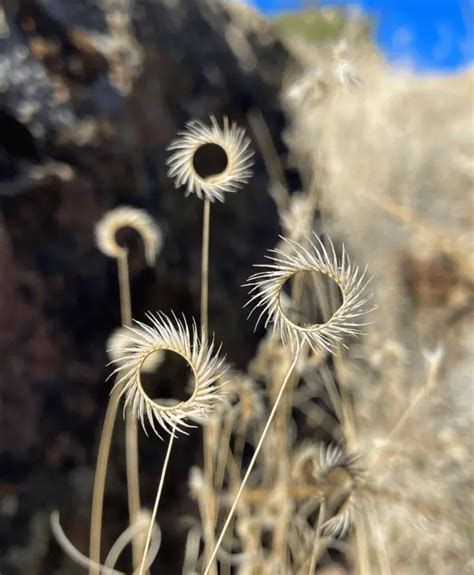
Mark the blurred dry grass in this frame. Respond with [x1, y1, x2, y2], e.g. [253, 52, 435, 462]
[277, 9, 473, 573]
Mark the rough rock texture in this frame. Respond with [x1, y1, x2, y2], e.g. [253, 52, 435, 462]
[0, 1, 297, 572]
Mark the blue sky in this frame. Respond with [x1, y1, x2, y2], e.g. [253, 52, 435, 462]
[247, 0, 473, 72]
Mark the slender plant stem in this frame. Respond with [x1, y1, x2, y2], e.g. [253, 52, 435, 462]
[117, 252, 132, 326]
[214, 417, 234, 503]
[247, 109, 289, 212]
[89, 250, 142, 575]
[272, 275, 306, 567]
[220, 418, 248, 564]
[138, 427, 176, 575]
[117, 251, 143, 571]
[355, 513, 371, 575]
[308, 501, 326, 574]
[201, 198, 211, 340]
[125, 412, 142, 570]
[89, 384, 122, 575]
[53, 511, 123, 575]
[104, 515, 161, 571]
[203, 345, 303, 575]
[200, 197, 217, 574]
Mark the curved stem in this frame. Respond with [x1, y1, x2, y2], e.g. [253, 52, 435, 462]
[138, 427, 176, 575]
[89, 384, 122, 575]
[53, 509, 159, 575]
[104, 516, 160, 570]
[308, 501, 326, 574]
[53, 510, 124, 575]
[203, 345, 303, 575]
[89, 250, 142, 574]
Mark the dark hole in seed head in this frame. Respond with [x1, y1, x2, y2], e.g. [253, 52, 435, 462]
[140, 350, 193, 406]
[193, 143, 228, 180]
[115, 226, 141, 252]
[280, 270, 343, 327]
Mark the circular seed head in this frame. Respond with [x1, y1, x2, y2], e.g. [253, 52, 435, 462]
[318, 443, 364, 539]
[95, 206, 162, 266]
[245, 234, 373, 354]
[167, 116, 254, 202]
[110, 312, 227, 438]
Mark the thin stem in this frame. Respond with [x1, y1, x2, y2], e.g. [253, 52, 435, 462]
[201, 198, 211, 340]
[203, 346, 303, 575]
[105, 516, 161, 571]
[89, 384, 122, 575]
[271, 277, 306, 567]
[367, 507, 392, 575]
[53, 511, 123, 575]
[217, 418, 248, 571]
[117, 252, 132, 327]
[126, 412, 142, 570]
[138, 427, 176, 575]
[355, 512, 371, 575]
[247, 108, 289, 213]
[214, 417, 234, 508]
[117, 251, 142, 571]
[308, 501, 326, 574]
[200, 197, 217, 574]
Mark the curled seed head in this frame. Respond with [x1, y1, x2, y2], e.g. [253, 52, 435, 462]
[110, 312, 227, 438]
[320, 505, 353, 539]
[95, 206, 162, 266]
[292, 443, 321, 483]
[317, 444, 364, 539]
[245, 234, 374, 354]
[167, 116, 254, 203]
[317, 443, 363, 482]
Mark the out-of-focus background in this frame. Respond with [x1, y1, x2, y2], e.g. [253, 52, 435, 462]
[0, 0, 472, 574]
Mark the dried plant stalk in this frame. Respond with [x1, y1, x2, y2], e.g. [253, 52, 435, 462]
[204, 345, 303, 575]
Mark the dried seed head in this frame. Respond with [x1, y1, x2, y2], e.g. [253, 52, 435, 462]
[317, 443, 363, 483]
[320, 504, 353, 539]
[107, 326, 164, 373]
[317, 444, 364, 540]
[95, 206, 162, 266]
[167, 116, 254, 202]
[110, 312, 227, 438]
[245, 234, 374, 354]
[292, 443, 321, 483]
